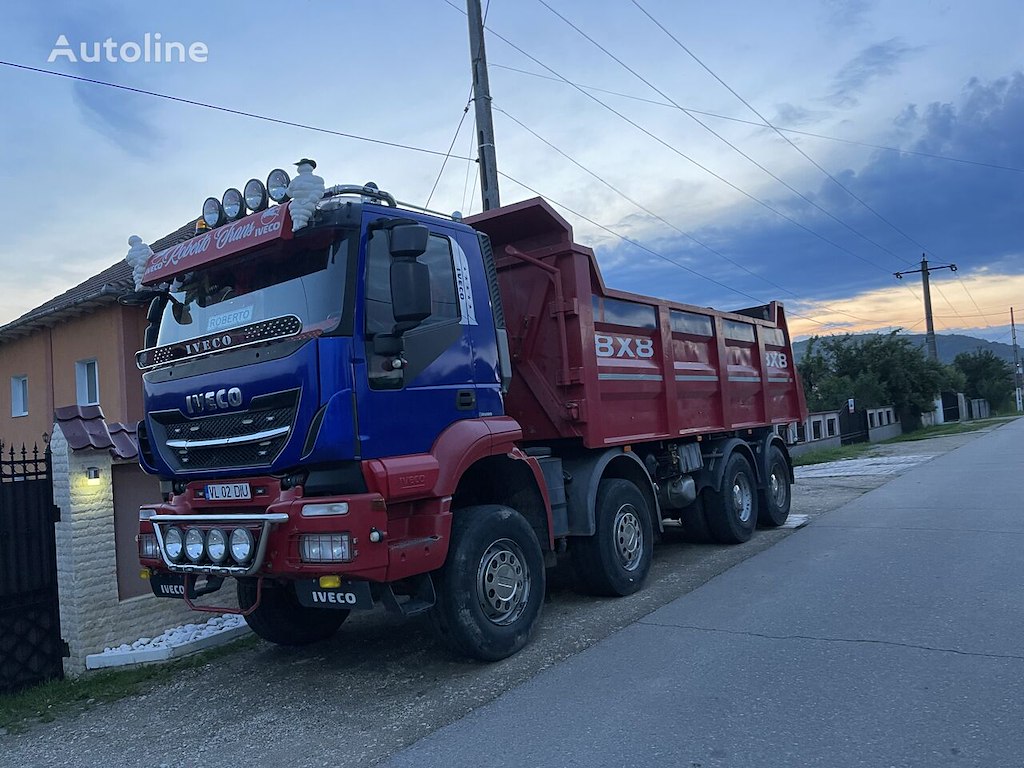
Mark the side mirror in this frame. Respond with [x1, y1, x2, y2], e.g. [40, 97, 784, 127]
[389, 224, 429, 259]
[390, 260, 431, 329]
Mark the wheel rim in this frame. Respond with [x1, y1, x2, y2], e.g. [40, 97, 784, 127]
[613, 504, 644, 572]
[476, 538, 531, 626]
[731, 473, 753, 523]
[769, 464, 788, 508]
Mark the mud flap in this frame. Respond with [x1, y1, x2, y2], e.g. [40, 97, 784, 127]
[294, 579, 374, 610]
[149, 572, 224, 600]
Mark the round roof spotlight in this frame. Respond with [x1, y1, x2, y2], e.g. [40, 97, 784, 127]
[202, 197, 226, 228]
[222, 188, 245, 221]
[244, 178, 268, 212]
[267, 169, 291, 203]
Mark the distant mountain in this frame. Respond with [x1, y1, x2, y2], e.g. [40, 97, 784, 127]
[792, 333, 1018, 366]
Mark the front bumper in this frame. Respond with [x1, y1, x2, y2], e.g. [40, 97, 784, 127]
[139, 477, 392, 582]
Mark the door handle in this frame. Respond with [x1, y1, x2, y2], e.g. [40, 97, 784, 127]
[456, 389, 476, 411]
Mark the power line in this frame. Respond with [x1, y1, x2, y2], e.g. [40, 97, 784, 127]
[491, 62, 1024, 174]
[495, 167, 885, 332]
[631, 0, 928, 268]
[538, 0, 916, 273]
[0, 60, 473, 162]
[442, 1, 911, 282]
[629, 0, 988, 330]
[425, 89, 473, 207]
[495, 105, 879, 325]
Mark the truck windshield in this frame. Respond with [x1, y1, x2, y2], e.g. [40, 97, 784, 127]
[156, 230, 354, 346]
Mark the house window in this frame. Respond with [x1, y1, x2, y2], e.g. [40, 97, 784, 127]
[76, 359, 99, 406]
[11, 375, 28, 417]
[827, 418, 837, 437]
[812, 420, 822, 440]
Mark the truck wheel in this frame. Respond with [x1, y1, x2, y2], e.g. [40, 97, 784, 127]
[574, 479, 654, 596]
[705, 453, 758, 544]
[237, 579, 348, 646]
[431, 505, 545, 661]
[757, 445, 791, 527]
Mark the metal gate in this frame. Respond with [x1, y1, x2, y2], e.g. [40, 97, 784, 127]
[838, 409, 869, 446]
[0, 444, 65, 694]
[941, 391, 960, 422]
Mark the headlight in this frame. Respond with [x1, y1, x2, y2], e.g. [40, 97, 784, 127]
[185, 527, 205, 563]
[300, 533, 351, 563]
[244, 178, 268, 211]
[230, 528, 254, 564]
[164, 526, 184, 561]
[267, 169, 291, 203]
[206, 528, 228, 563]
[202, 197, 225, 228]
[222, 188, 244, 220]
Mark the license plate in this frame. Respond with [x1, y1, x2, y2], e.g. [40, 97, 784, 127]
[205, 482, 251, 501]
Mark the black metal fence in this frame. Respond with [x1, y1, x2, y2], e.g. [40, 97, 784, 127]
[0, 444, 65, 694]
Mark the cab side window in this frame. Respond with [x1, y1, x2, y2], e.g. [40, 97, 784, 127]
[364, 229, 461, 389]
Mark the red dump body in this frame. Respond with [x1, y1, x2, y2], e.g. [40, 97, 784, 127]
[468, 198, 808, 448]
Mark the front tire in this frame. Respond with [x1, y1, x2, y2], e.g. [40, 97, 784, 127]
[431, 505, 545, 661]
[573, 479, 654, 596]
[238, 579, 348, 646]
[757, 445, 791, 527]
[705, 453, 758, 544]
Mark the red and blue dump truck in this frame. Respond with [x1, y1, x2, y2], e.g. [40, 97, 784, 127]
[134, 168, 807, 660]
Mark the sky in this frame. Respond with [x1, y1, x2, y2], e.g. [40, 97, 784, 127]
[0, 0, 1021, 343]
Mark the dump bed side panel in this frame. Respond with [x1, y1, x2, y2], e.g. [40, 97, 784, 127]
[467, 199, 807, 448]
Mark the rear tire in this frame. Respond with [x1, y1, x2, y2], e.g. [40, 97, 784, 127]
[573, 479, 654, 596]
[757, 445, 791, 527]
[705, 453, 758, 544]
[431, 505, 545, 661]
[238, 579, 348, 646]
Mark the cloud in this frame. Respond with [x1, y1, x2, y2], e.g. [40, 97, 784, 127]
[588, 72, 1024, 331]
[828, 38, 920, 107]
[43, 6, 164, 156]
[770, 103, 830, 127]
[71, 70, 161, 156]
[822, 0, 874, 30]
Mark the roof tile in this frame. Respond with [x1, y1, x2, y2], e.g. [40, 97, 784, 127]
[55, 405, 139, 461]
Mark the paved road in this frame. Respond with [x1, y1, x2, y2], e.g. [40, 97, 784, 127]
[387, 418, 1024, 768]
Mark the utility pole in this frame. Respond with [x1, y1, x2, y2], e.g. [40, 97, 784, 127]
[1012, 307, 1023, 412]
[895, 255, 957, 361]
[466, 0, 500, 211]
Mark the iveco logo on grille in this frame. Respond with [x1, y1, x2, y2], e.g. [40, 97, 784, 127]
[185, 387, 243, 415]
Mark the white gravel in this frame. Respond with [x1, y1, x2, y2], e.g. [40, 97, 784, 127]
[85, 614, 249, 669]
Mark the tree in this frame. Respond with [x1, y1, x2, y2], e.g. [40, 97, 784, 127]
[798, 332, 951, 426]
[953, 350, 1014, 410]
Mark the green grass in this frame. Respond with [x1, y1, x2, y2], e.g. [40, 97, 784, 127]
[792, 415, 1019, 465]
[886, 415, 1019, 443]
[791, 443, 874, 467]
[0, 635, 256, 734]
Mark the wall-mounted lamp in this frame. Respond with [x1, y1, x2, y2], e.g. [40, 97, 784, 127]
[86, 467, 101, 485]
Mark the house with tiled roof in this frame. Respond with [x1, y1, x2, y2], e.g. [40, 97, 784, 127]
[0, 221, 195, 448]
[0, 222, 206, 670]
